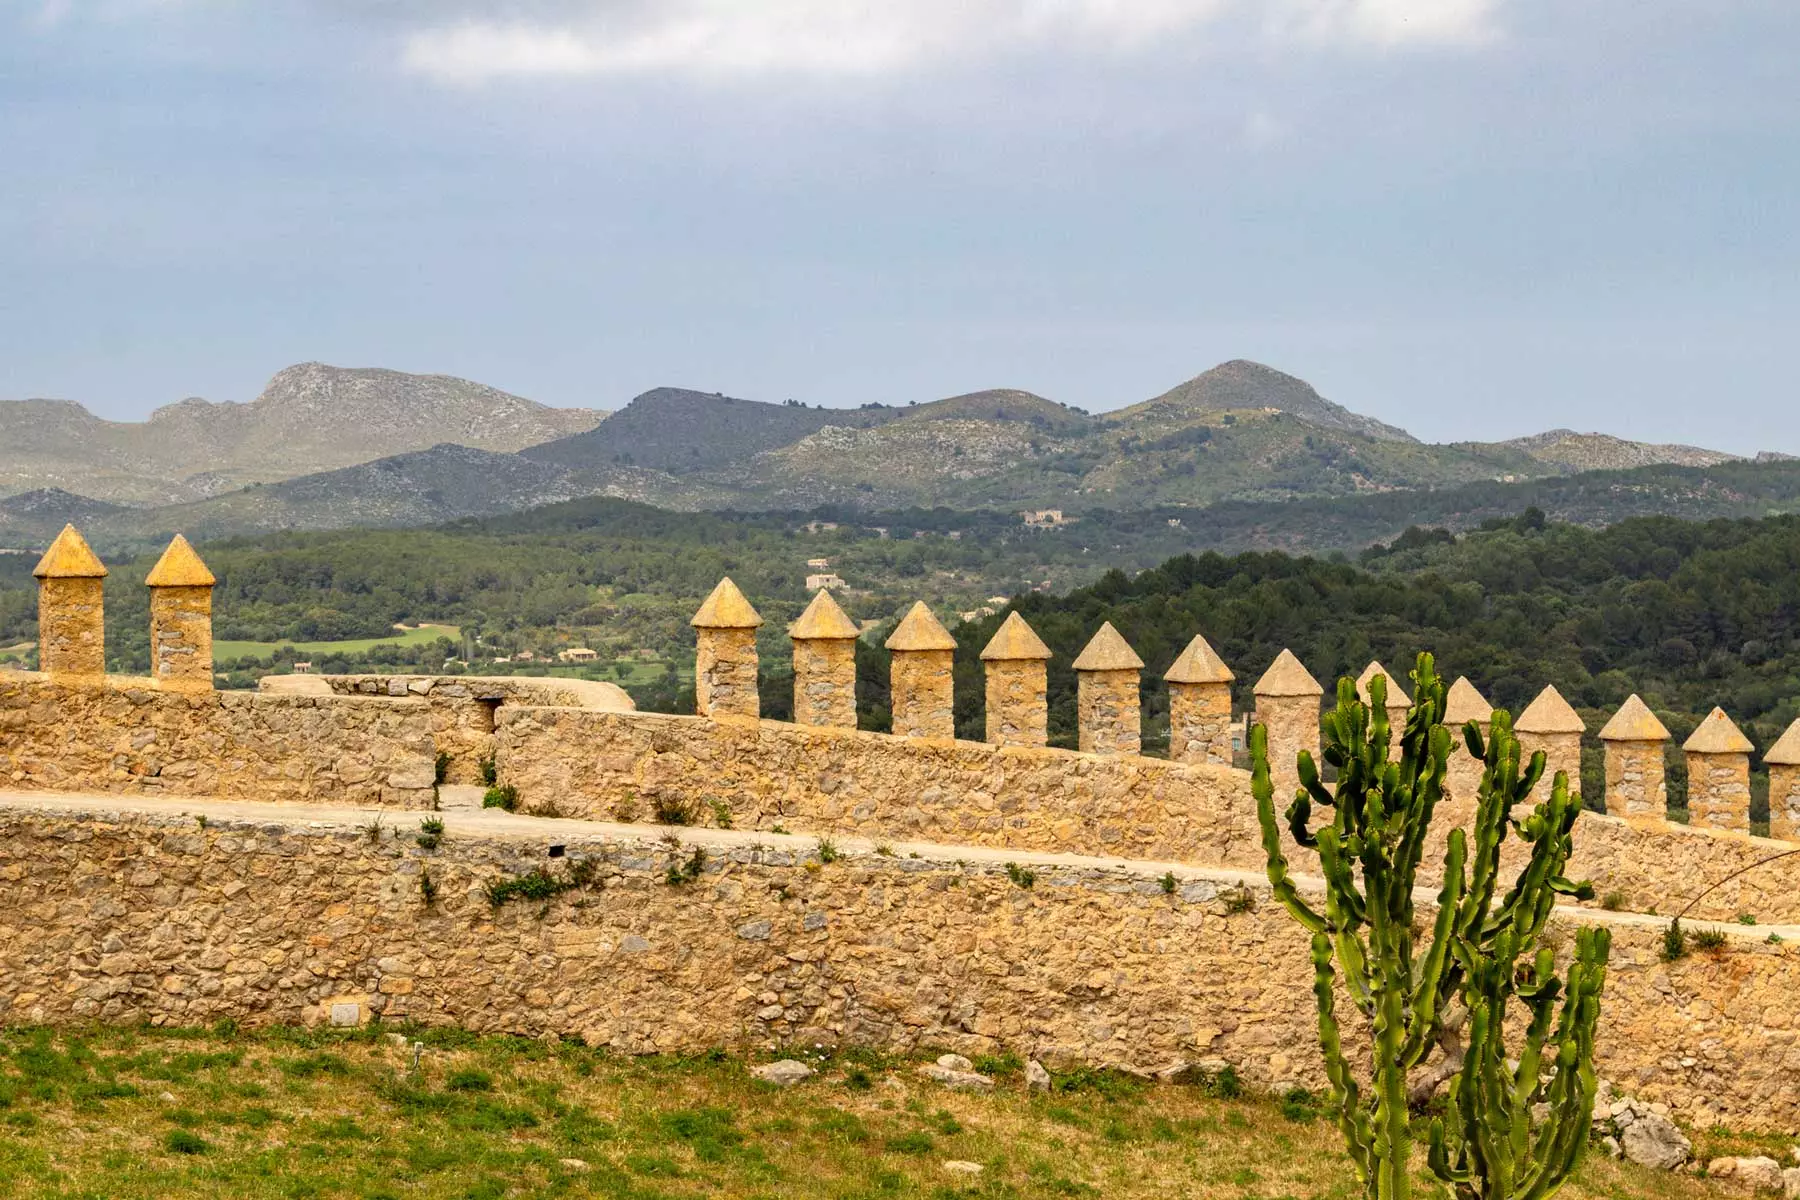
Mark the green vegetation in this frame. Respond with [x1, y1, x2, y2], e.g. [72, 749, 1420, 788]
[956, 510, 1800, 819]
[1254, 658, 1606, 1199]
[0, 1025, 1733, 1199]
[211, 623, 461, 664]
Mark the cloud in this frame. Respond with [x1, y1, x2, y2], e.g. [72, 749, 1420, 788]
[399, 0, 1502, 83]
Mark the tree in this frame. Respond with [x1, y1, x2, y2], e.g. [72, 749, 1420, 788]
[1253, 653, 1610, 1200]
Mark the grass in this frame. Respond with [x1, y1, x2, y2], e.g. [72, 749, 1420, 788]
[213, 623, 461, 663]
[0, 1025, 1738, 1200]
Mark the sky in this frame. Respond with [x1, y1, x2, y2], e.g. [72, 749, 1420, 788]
[2, 1, 1797, 452]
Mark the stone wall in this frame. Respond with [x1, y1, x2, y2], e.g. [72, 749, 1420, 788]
[494, 706, 1800, 924]
[0, 800, 1794, 1133]
[262, 674, 634, 785]
[1, 674, 437, 807]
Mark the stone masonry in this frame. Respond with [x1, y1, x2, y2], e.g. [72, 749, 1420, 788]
[33, 524, 108, 683]
[789, 590, 860, 730]
[1441, 676, 1493, 807]
[1516, 685, 1586, 805]
[1768, 719, 1800, 841]
[1254, 650, 1322, 801]
[1072, 622, 1143, 756]
[1683, 708, 1753, 833]
[1165, 634, 1235, 767]
[691, 578, 762, 719]
[885, 602, 957, 740]
[1598, 695, 1670, 821]
[145, 534, 217, 694]
[4, 796, 1800, 1133]
[979, 612, 1052, 748]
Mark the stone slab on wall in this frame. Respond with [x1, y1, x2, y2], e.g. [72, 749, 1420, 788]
[0, 801, 1794, 1134]
[495, 707, 1260, 864]
[1, 674, 437, 807]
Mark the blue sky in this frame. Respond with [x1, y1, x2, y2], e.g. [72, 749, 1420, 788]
[2, 1, 1796, 452]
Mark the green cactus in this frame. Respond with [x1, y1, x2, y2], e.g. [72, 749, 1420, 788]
[1252, 652, 1609, 1200]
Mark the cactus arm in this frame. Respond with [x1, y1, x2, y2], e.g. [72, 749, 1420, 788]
[1311, 930, 1376, 1186]
[1402, 828, 1468, 1068]
[1251, 722, 1329, 935]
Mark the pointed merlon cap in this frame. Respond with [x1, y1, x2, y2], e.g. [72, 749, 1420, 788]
[789, 589, 859, 641]
[1515, 685, 1585, 735]
[1254, 649, 1323, 698]
[1766, 718, 1800, 766]
[884, 601, 957, 652]
[690, 577, 763, 629]
[1071, 621, 1144, 672]
[1683, 707, 1754, 755]
[1355, 661, 1410, 707]
[145, 534, 216, 588]
[1598, 694, 1671, 743]
[980, 611, 1052, 661]
[1444, 677, 1494, 726]
[1165, 633, 1234, 684]
[33, 524, 108, 579]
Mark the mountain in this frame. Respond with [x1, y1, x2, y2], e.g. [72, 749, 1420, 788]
[1496, 430, 1736, 472]
[1111, 360, 1418, 443]
[0, 363, 607, 505]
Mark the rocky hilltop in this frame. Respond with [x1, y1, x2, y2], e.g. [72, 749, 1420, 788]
[0, 363, 607, 505]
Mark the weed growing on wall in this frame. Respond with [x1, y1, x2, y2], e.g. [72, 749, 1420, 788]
[479, 757, 497, 787]
[1004, 863, 1036, 889]
[416, 818, 444, 850]
[664, 846, 707, 886]
[483, 786, 519, 812]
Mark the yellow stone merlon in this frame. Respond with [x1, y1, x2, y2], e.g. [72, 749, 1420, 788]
[1164, 634, 1234, 684]
[980, 611, 1052, 661]
[32, 524, 107, 579]
[1355, 661, 1410, 707]
[1684, 708, 1754, 755]
[1515, 685, 1585, 735]
[1767, 719, 1800, 766]
[1071, 622, 1144, 672]
[1598, 695, 1671, 743]
[1253, 649, 1322, 698]
[884, 602, 956, 652]
[690, 577, 763, 629]
[789, 589, 859, 641]
[144, 534, 216, 588]
[1443, 677, 1493, 726]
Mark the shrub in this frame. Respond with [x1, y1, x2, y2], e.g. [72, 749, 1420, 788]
[1160, 872, 1177, 895]
[665, 847, 707, 886]
[434, 751, 451, 786]
[653, 794, 698, 826]
[1203, 1064, 1244, 1100]
[1005, 863, 1036, 889]
[1601, 890, 1626, 911]
[419, 870, 438, 907]
[446, 1069, 493, 1092]
[1662, 919, 1688, 961]
[479, 757, 497, 787]
[816, 838, 840, 865]
[482, 786, 519, 812]
[1693, 928, 1729, 951]
[417, 818, 444, 850]
[486, 868, 579, 907]
[708, 798, 733, 829]
[163, 1129, 209, 1155]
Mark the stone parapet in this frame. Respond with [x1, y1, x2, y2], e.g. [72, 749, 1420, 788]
[1354, 662, 1410, 761]
[1768, 720, 1800, 841]
[1516, 685, 1585, 805]
[789, 590, 861, 730]
[1441, 677, 1494, 808]
[1072, 623, 1143, 756]
[1, 674, 437, 806]
[885, 603, 957, 740]
[1165, 634, 1235, 767]
[1683, 708, 1754, 833]
[979, 613, 1052, 749]
[1253, 650, 1322, 800]
[33, 524, 108, 683]
[145, 535, 217, 693]
[0, 798, 1797, 1132]
[691, 578, 762, 719]
[1598, 695, 1671, 821]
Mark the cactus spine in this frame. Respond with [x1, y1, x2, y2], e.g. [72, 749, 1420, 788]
[1253, 653, 1609, 1200]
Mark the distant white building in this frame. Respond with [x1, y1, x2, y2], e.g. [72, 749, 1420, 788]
[1020, 509, 1068, 529]
[558, 647, 599, 663]
[806, 573, 847, 591]
[806, 557, 831, 569]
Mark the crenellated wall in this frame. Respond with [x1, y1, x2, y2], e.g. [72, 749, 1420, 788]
[0, 799, 1793, 1133]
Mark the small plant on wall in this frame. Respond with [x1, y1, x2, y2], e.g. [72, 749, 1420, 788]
[1253, 654, 1609, 1200]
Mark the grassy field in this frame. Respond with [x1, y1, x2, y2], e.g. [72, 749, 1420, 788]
[0, 1025, 1755, 1200]
[213, 624, 461, 663]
